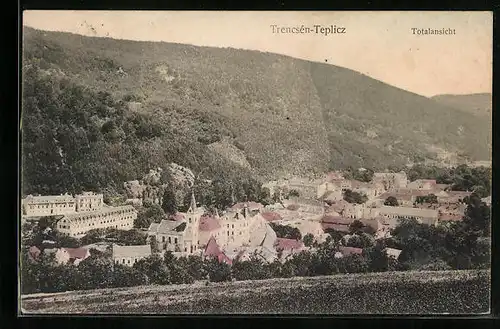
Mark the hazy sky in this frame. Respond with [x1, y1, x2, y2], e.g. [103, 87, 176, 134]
[23, 11, 492, 97]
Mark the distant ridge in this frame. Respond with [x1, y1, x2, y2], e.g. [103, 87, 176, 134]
[431, 93, 492, 117]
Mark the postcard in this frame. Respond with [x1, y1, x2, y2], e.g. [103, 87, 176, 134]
[19, 10, 492, 314]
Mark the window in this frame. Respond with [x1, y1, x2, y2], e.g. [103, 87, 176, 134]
[122, 259, 125, 264]
[232, 224, 234, 229]
[227, 231, 229, 236]
[168, 237, 171, 243]
[184, 247, 187, 252]
[162, 236, 165, 242]
[127, 259, 130, 264]
[174, 238, 178, 244]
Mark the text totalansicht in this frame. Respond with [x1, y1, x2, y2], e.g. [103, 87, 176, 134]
[270, 24, 346, 36]
[411, 28, 456, 35]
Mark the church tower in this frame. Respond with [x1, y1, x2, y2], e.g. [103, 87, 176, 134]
[188, 191, 197, 214]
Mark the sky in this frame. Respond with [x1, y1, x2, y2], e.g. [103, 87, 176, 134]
[23, 11, 492, 97]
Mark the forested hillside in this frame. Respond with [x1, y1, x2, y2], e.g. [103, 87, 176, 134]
[21, 27, 491, 196]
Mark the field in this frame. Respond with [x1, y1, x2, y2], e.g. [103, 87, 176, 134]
[20, 269, 490, 315]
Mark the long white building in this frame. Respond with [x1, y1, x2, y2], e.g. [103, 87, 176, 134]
[56, 205, 137, 237]
[22, 192, 104, 217]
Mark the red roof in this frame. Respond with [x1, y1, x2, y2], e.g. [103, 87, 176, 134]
[261, 211, 283, 222]
[204, 237, 232, 265]
[274, 238, 304, 251]
[169, 213, 185, 221]
[63, 247, 90, 260]
[321, 215, 353, 224]
[199, 215, 221, 231]
[28, 246, 41, 260]
[339, 246, 363, 256]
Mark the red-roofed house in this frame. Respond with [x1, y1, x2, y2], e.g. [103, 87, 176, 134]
[261, 211, 283, 222]
[28, 246, 41, 262]
[274, 238, 304, 252]
[63, 247, 91, 265]
[203, 236, 232, 265]
[321, 215, 353, 233]
[198, 215, 223, 247]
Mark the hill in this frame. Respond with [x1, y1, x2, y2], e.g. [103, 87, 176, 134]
[431, 93, 492, 117]
[21, 27, 492, 195]
[21, 270, 490, 314]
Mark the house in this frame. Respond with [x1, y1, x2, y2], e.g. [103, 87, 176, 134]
[112, 244, 151, 267]
[371, 172, 408, 190]
[274, 238, 304, 253]
[377, 206, 439, 226]
[407, 179, 437, 190]
[287, 219, 324, 238]
[384, 248, 402, 259]
[43, 248, 70, 265]
[203, 236, 232, 265]
[261, 211, 283, 222]
[64, 247, 91, 265]
[437, 191, 472, 204]
[321, 215, 354, 233]
[27, 246, 41, 262]
[197, 214, 223, 247]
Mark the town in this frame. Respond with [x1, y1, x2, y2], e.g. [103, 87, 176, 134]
[20, 164, 491, 294]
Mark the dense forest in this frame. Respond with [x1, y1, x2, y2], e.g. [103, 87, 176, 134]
[22, 27, 491, 191]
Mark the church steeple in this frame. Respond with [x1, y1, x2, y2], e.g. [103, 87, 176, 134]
[188, 190, 197, 213]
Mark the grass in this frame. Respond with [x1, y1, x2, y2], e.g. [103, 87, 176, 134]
[21, 269, 490, 314]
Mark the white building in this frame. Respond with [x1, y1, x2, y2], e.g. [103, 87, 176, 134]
[56, 205, 137, 237]
[22, 191, 104, 217]
[375, 206, 439, 226]
[22, 194, 76, 217]
[112, 244, 151, 267]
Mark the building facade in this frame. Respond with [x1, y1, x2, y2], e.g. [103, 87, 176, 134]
[22, 191, 104, 217]
[22, 194, 76, 217]
[75, 192, 104, 212]
[56, 205, 137, 237]
[112, 244, 151, 267]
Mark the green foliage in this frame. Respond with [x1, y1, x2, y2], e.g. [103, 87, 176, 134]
[343, 168, 374, 183]
[23, 27, 490, 185]
[232, 254, 272, 281]
[269, 223, 302, 240]
[133, 254, 171, 285]
[343, 189, 368, 204]
[384, 196, 399, 206]
[288, 189, 300, 198]
[135, 203, 165, 228]
[204, 258, 232, 282]
[415, 194, 438, 204]
[302, 233, 315, 247]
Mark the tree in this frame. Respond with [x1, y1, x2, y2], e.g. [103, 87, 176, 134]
[463, 193, 490, 235]
[303, 233, 315, 247]
[367, 243, 389, 272]
[343, 189, 368, 204]
[342, 254, 369, 273]
[348, 220, 365, 234]
[135, 203, 166, 228]
[161, 188, 178, 215]
[269, 223, 302, 240]
[134, 254, 171, 285]
[204, 258, 232, 282]
[384, 196, 399, 207]
[232, 254, 272, 281]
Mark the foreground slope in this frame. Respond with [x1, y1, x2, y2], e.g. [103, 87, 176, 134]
[22, 27, 491, 188]
[21, 270, 489, 314]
